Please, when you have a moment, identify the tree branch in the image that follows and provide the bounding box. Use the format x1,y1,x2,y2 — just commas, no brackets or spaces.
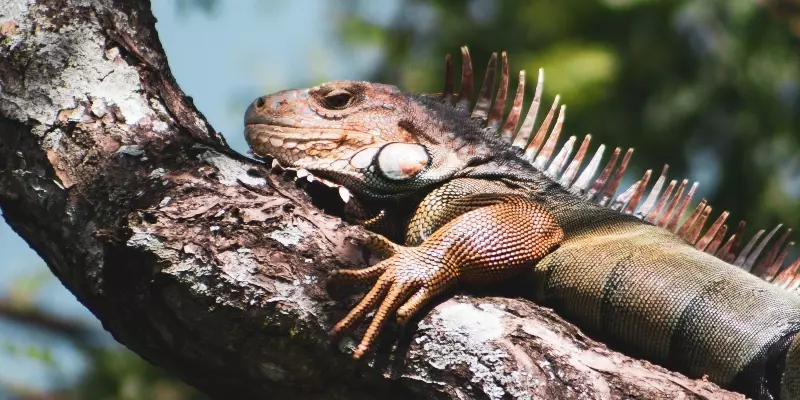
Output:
0,1,744,399
0,299,95,344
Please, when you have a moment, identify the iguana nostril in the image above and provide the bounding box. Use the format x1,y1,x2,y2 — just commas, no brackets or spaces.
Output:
256,97,266,108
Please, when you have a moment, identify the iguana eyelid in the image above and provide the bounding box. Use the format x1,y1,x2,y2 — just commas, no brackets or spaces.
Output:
309,84,365,117
323,89,354,109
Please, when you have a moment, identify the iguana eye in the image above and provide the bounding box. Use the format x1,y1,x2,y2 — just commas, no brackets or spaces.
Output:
376,143,429,181
322,89,353,109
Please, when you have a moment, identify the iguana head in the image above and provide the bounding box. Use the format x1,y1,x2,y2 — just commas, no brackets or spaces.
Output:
244,78,502,199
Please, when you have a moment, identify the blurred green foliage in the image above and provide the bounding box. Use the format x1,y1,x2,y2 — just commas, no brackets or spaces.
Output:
0,271,207,400
69,349,206,400
2,342,54,366
2,343,204,400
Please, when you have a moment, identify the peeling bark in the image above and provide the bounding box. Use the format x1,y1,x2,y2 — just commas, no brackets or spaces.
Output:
0,1,745,399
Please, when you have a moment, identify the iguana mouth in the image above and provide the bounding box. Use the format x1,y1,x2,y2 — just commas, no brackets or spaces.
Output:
245,123,375,160
246,124,349,144
245,124,375,164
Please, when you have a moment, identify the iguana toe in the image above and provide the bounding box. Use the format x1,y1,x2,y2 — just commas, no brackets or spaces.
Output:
330,245,459,359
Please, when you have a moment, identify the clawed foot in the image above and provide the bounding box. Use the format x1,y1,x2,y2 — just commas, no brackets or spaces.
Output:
328,235,454,359
326,196,564,360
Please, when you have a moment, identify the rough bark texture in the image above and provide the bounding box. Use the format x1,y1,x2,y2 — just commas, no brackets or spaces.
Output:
0,1,746,399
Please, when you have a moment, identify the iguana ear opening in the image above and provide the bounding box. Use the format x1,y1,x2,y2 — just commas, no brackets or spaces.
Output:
375,142,430,181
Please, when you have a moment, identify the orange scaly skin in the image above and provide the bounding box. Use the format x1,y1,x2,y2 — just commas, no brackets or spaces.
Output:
328,196,562,359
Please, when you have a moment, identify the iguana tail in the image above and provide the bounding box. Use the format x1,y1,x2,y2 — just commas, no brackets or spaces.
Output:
783,337,800,399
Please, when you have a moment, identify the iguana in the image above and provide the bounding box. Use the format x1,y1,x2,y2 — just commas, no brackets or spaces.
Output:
243,47,800,400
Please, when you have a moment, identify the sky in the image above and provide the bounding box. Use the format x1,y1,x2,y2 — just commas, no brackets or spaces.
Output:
0,0,397,392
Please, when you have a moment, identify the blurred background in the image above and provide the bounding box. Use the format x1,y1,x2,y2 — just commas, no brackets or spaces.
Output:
1,0,799,398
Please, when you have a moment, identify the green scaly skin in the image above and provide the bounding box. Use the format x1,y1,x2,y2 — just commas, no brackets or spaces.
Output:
243,50,800,399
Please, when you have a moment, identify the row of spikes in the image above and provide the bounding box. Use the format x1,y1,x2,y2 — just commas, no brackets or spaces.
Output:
442,46,800,293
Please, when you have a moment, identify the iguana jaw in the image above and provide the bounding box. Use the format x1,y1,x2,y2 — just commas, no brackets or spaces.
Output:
244,122,376,166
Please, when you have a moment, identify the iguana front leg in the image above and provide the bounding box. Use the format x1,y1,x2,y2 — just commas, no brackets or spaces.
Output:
328,195,564,359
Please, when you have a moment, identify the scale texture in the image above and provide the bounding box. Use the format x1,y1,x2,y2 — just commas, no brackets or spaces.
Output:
243,48,800,400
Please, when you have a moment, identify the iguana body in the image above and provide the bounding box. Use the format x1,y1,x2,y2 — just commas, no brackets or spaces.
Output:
243,48,800,399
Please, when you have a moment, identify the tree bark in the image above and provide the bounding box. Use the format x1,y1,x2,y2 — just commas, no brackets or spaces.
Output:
0,1,745,399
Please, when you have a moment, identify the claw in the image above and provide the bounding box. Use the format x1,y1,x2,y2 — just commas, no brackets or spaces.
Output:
353,282,416,359
328,243,456,360
330,272,393,342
